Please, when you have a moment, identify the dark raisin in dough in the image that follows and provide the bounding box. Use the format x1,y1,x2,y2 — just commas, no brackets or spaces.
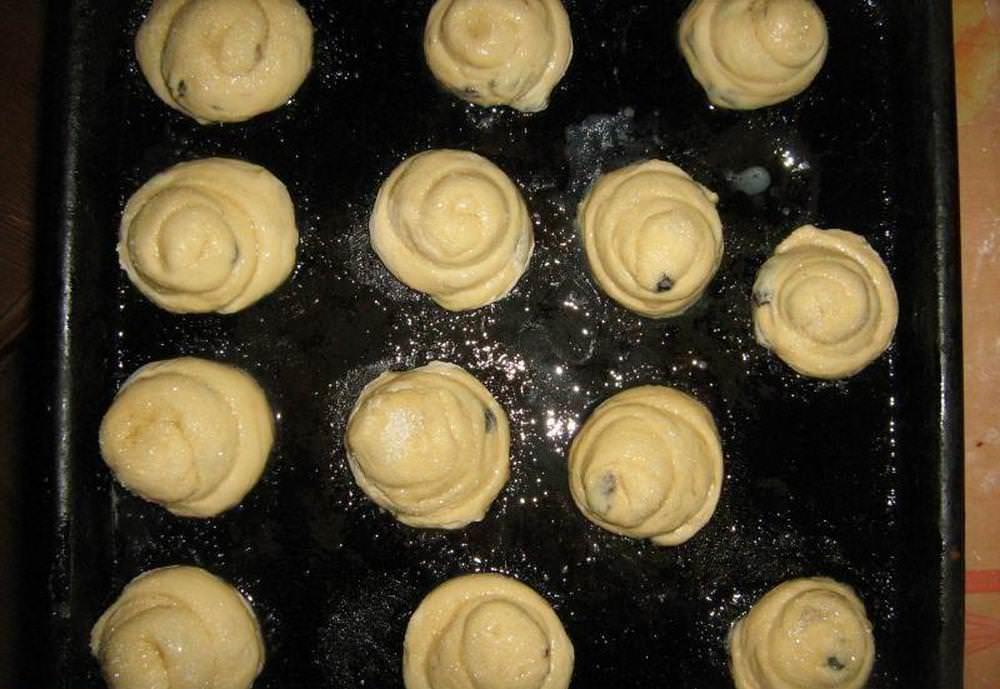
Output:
752,289,772,307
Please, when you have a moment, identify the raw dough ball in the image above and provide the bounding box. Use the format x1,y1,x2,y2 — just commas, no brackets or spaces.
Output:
91,566,264,689
424,0,573,112
578,160,723,318
345,361,510,529
370,149,534,311
678,0,828,109
568,385,723,545
136,0,314,123
729,577,875,689
404,573,574,689
119,158,299,314
752,225,898,379
99,357,274,517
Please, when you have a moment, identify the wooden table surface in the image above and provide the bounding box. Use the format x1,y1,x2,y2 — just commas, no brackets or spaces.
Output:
0,0,40,352
0,1,997,686
956,1,1000,687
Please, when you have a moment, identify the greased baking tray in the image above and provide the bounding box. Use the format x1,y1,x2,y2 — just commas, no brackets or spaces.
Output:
26,1,963,687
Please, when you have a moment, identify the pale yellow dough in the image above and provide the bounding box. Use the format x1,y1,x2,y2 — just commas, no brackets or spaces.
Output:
752,225,898,379
678,0,828,109
370,149,534,311
729,577,875,689
345,361,510,529
91,566,264,689
99,357,274,517
424,0,573,112
578,160,723,318
119,158,299,314
568,385,723,545
136,0,313,123
404,573,574,689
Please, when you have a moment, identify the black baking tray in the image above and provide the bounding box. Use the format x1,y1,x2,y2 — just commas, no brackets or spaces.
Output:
24,0,963,687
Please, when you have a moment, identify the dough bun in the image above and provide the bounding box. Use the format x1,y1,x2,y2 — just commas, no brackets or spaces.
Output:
568,385,724,545
404,573,574,689
678,0,828,109
119,157,299,314
752,225,898,379
729,577,876,689
578,160,723,318
91,566,265,689
370,149,533,311
424,0,573,112
136,0,314,123
99,357,274,517
345,361,510,529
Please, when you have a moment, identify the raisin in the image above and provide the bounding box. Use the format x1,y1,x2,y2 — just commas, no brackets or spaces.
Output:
826,656,846,671
656,275,674,292
175,79,187,98
484,408,496,433
752,290,772,307
600,472,616,496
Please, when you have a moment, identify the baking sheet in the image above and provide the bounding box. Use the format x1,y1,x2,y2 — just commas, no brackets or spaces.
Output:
27,1,964,687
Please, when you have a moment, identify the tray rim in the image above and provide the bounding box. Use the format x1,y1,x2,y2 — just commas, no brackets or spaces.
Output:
22,1,964,686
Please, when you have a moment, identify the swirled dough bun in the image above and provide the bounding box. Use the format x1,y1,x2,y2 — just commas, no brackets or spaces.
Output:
99,357,274,517
119,158,299,314
752,225,898,379
424,0,573,112
404,573,574,689
91,566,264,689
345,361,510,529
568,385,723,545
729,577,875,689
136,0,313,123
370,149,534,311
578,160,723,318
678,0,828,109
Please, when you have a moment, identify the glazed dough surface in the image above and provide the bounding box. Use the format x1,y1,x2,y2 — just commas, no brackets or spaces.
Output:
136,0,313,123
424,0,573,112
404,573,574,689
370,149,534,311
91,566,264,689
568,385,723,545
729,577,875,689
119,158,298,314
752,225,898,379
345,361,510,529
578,160,723,318
99,357,274,517
678,0,828,109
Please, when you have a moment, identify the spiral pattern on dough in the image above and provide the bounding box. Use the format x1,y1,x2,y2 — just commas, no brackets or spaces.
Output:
578,160,723,318
568,385,723,545
345,361,510,529
752,225,898,379
424,0,573,112
678,0,828,109
370,149,534,311
91,566,264,689
119,158,298,314
99,357,274,517
136,0,313,123
404,573,574,689
728,577,875,689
